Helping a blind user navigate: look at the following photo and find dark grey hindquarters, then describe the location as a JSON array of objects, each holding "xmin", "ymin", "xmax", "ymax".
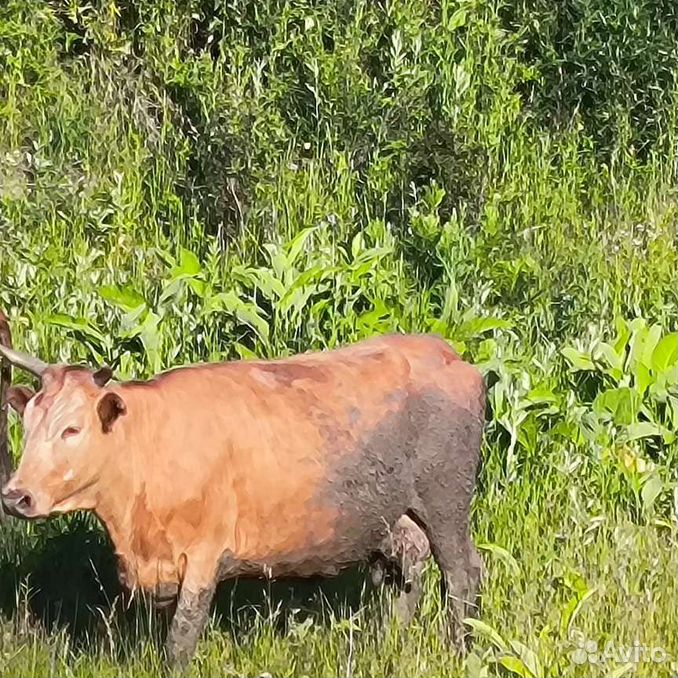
[
  {"xmin": 407, "ymin": 389, "xmax": 484, "ymax": 650},
  {"xmin": 328, "ymin": 386, "xmax": 484, "ymax": 642}
]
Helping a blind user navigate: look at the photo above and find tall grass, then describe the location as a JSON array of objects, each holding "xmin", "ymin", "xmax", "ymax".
[{"xmin": 0, "ymin": 0, "xmax": 676, "ymax": 676}]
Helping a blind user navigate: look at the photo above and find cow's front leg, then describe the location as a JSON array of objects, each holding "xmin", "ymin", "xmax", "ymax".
[{"xmin": 166, "ymin": 575, "xmax": 216, "ymax": 670}]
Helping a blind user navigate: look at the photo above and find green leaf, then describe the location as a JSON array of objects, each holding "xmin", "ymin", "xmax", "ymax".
[
  {"xmin": 613, "ymin": 316, "xmax": 631, "ymax": 356},
  {"xmin": 179, "ymin": 247, "xmax": 201, "ymax": 276},
  {"xmin": 652, "ymin": 333, "xmax": 678, "ymax": 375},
  {"xmin": 594, "ymin": 342, "xmax": 623, "ymax": 380},
  {"xmin": 498, "ymin": 655, "xmax": 532, "ymax": 678},
  {"xmin": 188, "ymin": 278, "xmax": 206, "ymax": 298},
  {"xmin": 138, "ymin": 310, "xmax": 162, "ymax": 373},
  {"xmin": 204, "ymin": 291, "xmax": 241, "ymax": 315},
  {"xmin": 286, "ymin": 227, "xmax": 316, "ymax": 266},
  {"xmin": 99, "ymin": 285, "xmax": 146, "ymax": 312},
  {"xmin": 609, "ymin": 663, "xmax": 635, "ymax": 678},
  {"xmin": 667, "ymin": 396, "xmax": 678, "ymax": 429},
  {"xmin": 170, "ymin": 247, "xmax": 202, "ymax": 280},
  {"xmin": 45, "ymin": 313, "xmax": 106, "ymax": 344},
  {"xmin": 250, "ymin": 268, "xmax": 287, "ymax": 301},
  {"xmin": 566, "ymin": 586, "xmax": 597, "ymax": 634},
  {"xmin": 448, "ymin": 8, "xmax": 467, "ymax": 31},
  {"xmin": 561, "ymin": 346, "xmax": 595, "ymax": 372},
  {"xmin": 458, "ymin": 316, "xmax": 512, "ymax": 339},
  {"xmin": 477, "ymin": 542, "xmax": 520, "ymax": 576},
  {"xmin": 463, "ymin": 618, "xmax": 508, "ymax": 652},
  {"xmin": 641, "ymin": 474, "xmax": 663, "ymax": 510},
  {"xmin": 508, "ymin": 640, "xmax": 542, "ymax": 678},
  {"xmin": 234, "ymin": 343, "xmax": 259, "ymax": 361},
  {"xmin": 593, "ymin": 387, "xmax": 638, "ymax": 426},
  {"xmin": 235, "ymin": 303, "xmax": 269, "ymax": 342},
  {"xmin": 624, "ymin": 421, "xmax": 663, "ymax": 441}
]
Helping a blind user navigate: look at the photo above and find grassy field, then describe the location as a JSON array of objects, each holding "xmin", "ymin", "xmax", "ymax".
[{"xmin": 0, "ymin": 0, "xmax": 677, "ymax": 676}]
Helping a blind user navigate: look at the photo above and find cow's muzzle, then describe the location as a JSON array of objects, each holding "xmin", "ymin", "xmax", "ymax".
[{"xmin": 1, "ymin": 486, "xmax": 35, "ymax": 519}]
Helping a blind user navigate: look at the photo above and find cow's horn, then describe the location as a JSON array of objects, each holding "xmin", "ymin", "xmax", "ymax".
[{"xmin": 0, "ymin": 344, "xmax": 48, "ymax": 377}]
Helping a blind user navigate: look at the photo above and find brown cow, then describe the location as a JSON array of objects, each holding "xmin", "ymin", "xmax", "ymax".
[{"xmin": 0, "ymin": 330, "xmax": 485, "ymax": 667}]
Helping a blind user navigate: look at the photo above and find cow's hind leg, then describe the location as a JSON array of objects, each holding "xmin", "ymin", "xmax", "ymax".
[
  {"xmin": 411, "ymin": 399, "xmax": 484, "ymax": 652},
  {"xmin": 432, "ymin": 528, "xmax": 482, "ymax": 650}
]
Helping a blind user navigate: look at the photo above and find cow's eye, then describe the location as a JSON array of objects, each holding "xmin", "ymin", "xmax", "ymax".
[{"xmin": 61, "ymin": 426, "xmax": 81, "ymax": 440}]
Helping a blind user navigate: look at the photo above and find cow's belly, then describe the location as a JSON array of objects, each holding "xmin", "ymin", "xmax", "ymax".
[{"xmin": 219, "ymin": 504, "xmax": 404, "ymax": 580}]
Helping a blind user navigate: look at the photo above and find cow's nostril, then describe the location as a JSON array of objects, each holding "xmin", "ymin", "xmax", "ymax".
[
  {"xmin": 17, "ymin": 494, "xmax": 32, "ymax": 509},
  {"xmin": 1, "ymin": 488, "xmax": 35, "ymax": 517}
]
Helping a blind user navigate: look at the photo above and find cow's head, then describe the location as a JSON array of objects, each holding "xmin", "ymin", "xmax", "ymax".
[{"xmin": 0, "ymin": 343, "xmax": 125, "ymax": 519}]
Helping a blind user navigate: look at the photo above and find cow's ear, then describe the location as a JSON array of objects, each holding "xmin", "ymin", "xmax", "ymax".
[
  {"xmin": 6, "ymin": 386, "xmax": 35, "ymax": 416},
  {"xmin": 97, "ymin": 392, "xmax": 126, "ymax": 433}
]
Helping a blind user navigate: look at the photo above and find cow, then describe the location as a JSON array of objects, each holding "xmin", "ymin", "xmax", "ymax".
[{"xmin": 0, "ymin": 328, "xmax": 485, "ymax": 668}]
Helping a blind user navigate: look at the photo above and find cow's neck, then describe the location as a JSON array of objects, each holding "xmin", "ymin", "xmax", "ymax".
[{"xmin": 92, "ymin": 386, "xmax": 167, "ymax": 591}]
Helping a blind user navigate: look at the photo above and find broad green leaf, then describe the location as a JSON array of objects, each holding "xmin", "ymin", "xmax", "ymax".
[
  {"xmin": 99, "ymin": 285, "xmax": 146, "ymax": 312},
  {"xmin": 250, "ymin": 268, "xmax": 286, "ymax": 301},
  {"xmin": 286, "ymin": 227, "xmax": 316, "ymax": 266},
  {"xmin": 45, "ymin": 314, "xmax": 106, "ymax": 344},
  {"xmin": 594, "ymin": 342, "xmax": 623, "ymax": 380},
  {"xmin": 477, "ymin": 542, "xmax": 520, "ymax": 576},
  {"xmin": 508, "ymin": 640, "xmax": 542, "ymax": 678},
  {"xmin": 463, "ymin": 618, "xmax": 508, "ymax": 652},
  {"xmin": 448, "ymin": 7, "xmax": 467, "ymax": 30},
  {"xmin": 204, "ymin": 291, "xmax": 241, "ymax": 315},
  {"xmin": 566, "ymin": 586, "xmax": 597, "ymax": 634},
  {"xmin": 234, "ymin": 343, "xmax": 259, "ymax": 360},
  {"xmin": 177, "ymin": 247, "xmax": 201, "ymax": 277},
  {"xmin": 561, "ymin": 346, "xmax": 595, "ymax": 372},
  {"xmin": 652, "ymin": 333, "xmax": 678, "ymax": 375},
  {"xmin": 624, "ymin": 421, "xmax": 663, "ymax": 441},
  {"xmin": 593, "ymin": 387, "xmax": 638, "ymax": 426},
  {"xmin": 641, "ymin": 324, "xmax": 662, "ymax": 368},
  {"xmin": 170, "ymin": 247, "xmax": 202, "ymax": 280},
  {"xmin": 263, "ymin": 243, "xmax": 287, "ymax": 281},
  {"xmin": 188, "ymin": 278, "xmax": 206, "ymax": 298},
  {"xmin": 279, "ymin": 285, "xmax": 316, "ymax": 317},
  {"xmin": 459, "ymin": 317, "xmax": 512, "ymax": 338},
  {"xmin": 634, "ymin": 362, "xmax": 653, "ymax": 397},
  {"xmin": 497, "ymin": 655, "xmax": 532, "ymax": 678},
  {"xmin": 613, "ymin": 316, "xmax": 631, "ymax": 356},
  {"xmin": 139, "ymin": 310, "xmax": 162, "ymax": 373},
  {"xmin": 235, "ymin": 303, "xmax": 269, "ymax": 342},
  {"xmin": 641, "ymin": 474, "xmax": 663, "ymax": 510},
  {"xmin": 463, "ymin": 651, "xmax": 488, "ymax": 678},
  {"xmin": 627, "ymin": 321, "xmax": 649, "ymax": 375}
]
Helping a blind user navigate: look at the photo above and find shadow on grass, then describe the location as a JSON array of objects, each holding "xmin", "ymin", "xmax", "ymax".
[{"xmin": 0, "ymin": 514, "xmax": 380, "ymax": 656}]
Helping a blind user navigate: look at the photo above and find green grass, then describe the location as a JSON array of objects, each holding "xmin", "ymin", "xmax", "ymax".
[{"xmin": 0, "ymin": 0, "xmax": 676, "ymax": 676}]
